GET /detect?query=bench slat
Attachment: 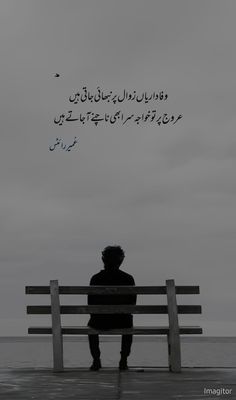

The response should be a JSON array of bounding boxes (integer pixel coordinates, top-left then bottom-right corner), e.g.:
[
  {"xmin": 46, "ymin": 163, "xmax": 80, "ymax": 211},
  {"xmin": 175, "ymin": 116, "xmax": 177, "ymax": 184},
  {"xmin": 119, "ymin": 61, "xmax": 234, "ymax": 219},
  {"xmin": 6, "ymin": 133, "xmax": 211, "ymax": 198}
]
[
  {"xmin": 27, "ymin": 305, "xmax": 201, "ymax": 314},
  {"xmin": 28, "ymin": 326, "xmax": 203, "ymax": 335},
  {"xmin": 25, "ymin": 285, "xmax": 200, "ymax": 295}
]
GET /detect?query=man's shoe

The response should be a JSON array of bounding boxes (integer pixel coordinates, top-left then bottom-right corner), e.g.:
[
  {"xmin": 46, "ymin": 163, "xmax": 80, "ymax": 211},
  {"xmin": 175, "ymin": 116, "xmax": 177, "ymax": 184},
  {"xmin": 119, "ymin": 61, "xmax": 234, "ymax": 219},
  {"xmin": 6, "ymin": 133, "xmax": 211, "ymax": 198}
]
[
  {"xmin": 119, "ymin": 358, "xmax": 128, "ymax": 371},
  {"xmin": 90, "ymin": 358, "xmax": 101, "ymax": 371}
]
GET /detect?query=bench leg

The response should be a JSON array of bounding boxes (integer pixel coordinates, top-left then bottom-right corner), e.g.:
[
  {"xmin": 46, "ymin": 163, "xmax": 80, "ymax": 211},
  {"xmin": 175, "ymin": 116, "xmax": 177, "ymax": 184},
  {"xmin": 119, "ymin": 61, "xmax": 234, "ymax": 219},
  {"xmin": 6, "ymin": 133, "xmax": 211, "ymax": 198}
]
[
  {"xmin": 167, "ymin": 333, "xmax": 181, "ymax": 373},
  {"xmin": 52, "ymin": 332, "xmax": 64, "ymax": 372},
  {"xmin": 166, "ymin": 279, "xmax": 181, "ymax": 373},
  {"xmin": 50, "ymin": 280, "xmax": 64, "ymax": 372}
]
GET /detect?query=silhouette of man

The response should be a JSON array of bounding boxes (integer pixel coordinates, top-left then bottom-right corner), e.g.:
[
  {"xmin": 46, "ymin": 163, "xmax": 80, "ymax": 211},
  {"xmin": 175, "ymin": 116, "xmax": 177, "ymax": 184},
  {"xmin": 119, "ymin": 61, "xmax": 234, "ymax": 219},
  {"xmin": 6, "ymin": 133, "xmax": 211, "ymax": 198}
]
[{"xmin": 88, "ymin": 246, "xmax": 136, "ymax": 370}]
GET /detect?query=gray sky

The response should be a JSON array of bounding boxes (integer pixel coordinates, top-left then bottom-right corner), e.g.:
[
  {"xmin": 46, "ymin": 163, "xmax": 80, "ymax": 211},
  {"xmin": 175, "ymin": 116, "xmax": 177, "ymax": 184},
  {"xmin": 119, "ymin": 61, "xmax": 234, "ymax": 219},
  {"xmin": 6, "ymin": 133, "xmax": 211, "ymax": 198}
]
[{"xmin": 1, "ymin": 0, "xmax": 236, "ymax": 335}]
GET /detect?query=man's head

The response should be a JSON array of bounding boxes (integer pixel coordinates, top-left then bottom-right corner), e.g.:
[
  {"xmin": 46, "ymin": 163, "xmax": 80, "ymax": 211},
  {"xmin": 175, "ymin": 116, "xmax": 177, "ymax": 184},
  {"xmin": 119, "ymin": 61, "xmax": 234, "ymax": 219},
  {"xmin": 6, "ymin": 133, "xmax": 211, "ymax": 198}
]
[{"xmin": 102, "ymin": 245, "xmax": 125, "ymax": 271}]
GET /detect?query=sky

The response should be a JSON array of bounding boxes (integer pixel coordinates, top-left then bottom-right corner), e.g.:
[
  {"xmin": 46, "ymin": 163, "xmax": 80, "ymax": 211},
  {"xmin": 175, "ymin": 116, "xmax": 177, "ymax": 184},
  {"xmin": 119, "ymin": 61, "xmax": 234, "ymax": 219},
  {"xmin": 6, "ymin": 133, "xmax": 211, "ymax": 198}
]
[{"xmin": 0, "ymin": 0, "xmax": 236, "ymax": 336}]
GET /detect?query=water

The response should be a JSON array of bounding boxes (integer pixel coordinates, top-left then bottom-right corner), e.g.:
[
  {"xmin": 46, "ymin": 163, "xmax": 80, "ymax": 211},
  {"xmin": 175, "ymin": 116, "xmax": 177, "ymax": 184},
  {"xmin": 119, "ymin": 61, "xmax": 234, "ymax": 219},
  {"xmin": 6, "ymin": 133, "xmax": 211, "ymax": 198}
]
[{"xmin": 0, "ymin": 337, "xmax": 236, "ymax": 369}]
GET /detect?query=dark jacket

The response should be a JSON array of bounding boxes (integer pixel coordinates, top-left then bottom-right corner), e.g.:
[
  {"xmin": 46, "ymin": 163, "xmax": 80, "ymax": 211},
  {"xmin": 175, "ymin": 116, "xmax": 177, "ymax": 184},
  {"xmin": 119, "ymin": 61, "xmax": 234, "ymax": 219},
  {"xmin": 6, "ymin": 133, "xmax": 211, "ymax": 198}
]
[{"xmin": 87, "ymin": 269, "xmax": 136, "ymax": 329}]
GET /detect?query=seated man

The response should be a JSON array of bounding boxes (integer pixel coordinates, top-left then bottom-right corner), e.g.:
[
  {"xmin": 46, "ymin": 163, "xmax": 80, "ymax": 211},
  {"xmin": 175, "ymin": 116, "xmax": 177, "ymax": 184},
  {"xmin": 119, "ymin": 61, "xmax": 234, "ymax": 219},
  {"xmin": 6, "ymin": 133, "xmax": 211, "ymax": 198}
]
[{"xmin": 88, "ymin": 245, "xmax": 136, "ymax": 371}]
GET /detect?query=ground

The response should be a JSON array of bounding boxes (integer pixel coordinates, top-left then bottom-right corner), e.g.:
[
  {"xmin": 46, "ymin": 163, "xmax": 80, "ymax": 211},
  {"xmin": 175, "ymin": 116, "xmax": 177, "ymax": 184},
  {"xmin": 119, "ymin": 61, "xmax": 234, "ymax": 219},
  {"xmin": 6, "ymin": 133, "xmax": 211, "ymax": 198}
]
[{"xmin": 0, "ymin": 368, "xmax": 235, "ymax": 399}]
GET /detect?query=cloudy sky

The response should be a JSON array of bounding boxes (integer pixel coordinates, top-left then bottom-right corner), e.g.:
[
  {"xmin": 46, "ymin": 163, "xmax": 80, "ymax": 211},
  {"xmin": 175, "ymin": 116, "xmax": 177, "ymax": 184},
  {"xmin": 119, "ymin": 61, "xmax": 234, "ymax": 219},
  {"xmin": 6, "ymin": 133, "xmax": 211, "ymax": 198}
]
[{"xmin": 1, "ymin": 0, "xmax": 236, "ymax": 335}]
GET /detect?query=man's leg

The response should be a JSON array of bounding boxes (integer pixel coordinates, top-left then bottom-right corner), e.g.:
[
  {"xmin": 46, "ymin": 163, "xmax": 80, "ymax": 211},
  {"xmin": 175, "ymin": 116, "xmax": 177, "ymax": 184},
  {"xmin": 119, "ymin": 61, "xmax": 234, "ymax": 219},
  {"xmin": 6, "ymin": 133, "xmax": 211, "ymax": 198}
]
[
  {"xmin": 88, "ymin": 334, "xmax": 102, "ymax": 370},
  {"xmin": 119, "ymin": 334, "xmax": 133, "ymax": 370}
]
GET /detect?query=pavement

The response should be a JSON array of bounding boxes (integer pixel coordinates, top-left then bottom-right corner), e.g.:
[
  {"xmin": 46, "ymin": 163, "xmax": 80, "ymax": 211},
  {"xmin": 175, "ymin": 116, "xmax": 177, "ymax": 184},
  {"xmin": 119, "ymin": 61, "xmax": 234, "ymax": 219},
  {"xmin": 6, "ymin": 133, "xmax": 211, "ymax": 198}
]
[{"xmin": 0, "ymin": 367, "xmax": 236, "ymax": 399}]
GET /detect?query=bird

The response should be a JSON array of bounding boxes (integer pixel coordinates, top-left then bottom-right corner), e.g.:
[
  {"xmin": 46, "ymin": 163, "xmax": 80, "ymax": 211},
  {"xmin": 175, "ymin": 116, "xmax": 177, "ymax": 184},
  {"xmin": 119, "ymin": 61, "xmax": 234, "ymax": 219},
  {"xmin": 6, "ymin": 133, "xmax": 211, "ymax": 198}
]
[{"xmin": 54, "ymin": 73, "xmax": 60, "ymax": 77}]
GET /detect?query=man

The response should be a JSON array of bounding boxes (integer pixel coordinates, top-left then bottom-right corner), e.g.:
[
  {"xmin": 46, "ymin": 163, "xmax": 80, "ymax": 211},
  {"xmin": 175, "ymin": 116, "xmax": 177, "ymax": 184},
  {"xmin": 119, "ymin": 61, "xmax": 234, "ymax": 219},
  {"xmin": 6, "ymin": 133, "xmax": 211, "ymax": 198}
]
[{"xmin": 88, "ymin": 245, "xmax": 136, "ymax": 371}]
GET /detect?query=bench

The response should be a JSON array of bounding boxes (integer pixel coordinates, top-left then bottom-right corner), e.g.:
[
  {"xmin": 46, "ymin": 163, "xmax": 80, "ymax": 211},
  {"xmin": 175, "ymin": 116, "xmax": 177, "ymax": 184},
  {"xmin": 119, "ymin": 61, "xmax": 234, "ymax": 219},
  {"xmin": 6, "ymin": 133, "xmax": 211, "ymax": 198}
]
[{"xmin": 25, "ymin": 279, "xmax": 202, "ymax": 373}]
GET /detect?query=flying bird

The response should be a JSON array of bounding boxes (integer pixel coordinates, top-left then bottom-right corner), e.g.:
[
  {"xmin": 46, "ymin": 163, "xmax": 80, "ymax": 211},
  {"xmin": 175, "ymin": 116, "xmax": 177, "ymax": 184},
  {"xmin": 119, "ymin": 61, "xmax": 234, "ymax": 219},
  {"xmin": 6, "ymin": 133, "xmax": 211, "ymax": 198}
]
[{"xmin": 54, "ymin": 73, "xmax": 60, "ymax": 77}]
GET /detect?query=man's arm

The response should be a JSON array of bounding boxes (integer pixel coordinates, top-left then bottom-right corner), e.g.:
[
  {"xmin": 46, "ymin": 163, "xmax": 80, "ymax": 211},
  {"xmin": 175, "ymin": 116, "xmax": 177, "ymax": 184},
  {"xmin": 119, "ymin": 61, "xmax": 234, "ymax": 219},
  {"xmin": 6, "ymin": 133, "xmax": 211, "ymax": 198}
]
[
  {"xmin": 87, "ymin": 276, "xmax": 98, "ymax": 305},
  {"xmin": 127, "ymin": 276, "xmax": 137, "ymax": 305}
]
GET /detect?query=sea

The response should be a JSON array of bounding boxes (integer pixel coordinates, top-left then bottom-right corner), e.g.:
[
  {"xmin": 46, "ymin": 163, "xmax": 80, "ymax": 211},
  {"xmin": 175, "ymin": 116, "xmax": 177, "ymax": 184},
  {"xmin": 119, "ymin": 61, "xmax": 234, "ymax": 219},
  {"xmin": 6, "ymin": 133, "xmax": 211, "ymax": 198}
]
[{"xmin": 0, "ymin": 336, "xmax": 236, "ymax": 369}]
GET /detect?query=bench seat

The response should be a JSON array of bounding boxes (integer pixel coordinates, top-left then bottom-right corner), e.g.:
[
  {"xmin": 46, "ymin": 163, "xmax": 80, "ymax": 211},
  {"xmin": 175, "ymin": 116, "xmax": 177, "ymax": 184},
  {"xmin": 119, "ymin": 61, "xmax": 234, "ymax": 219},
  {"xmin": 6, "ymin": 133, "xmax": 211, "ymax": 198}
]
[{"xmin": 28, "ymin": 326, "xmax": 202, "ymax": 335}]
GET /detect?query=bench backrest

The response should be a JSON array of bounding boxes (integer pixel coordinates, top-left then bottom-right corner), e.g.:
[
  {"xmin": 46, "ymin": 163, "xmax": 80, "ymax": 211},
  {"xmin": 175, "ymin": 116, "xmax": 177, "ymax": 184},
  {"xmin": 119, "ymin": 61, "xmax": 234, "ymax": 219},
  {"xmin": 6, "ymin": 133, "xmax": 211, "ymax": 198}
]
[{"xmin": 26, "ymin": 279, "xmax": 201, "ymax": 338}]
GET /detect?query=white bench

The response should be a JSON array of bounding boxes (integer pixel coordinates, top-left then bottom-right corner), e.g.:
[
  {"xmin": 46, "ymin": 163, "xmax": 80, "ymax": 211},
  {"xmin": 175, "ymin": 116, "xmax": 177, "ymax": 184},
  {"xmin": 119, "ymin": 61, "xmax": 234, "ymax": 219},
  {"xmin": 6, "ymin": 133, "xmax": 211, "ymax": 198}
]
[{"xmin": 25, "ymin": 279, "xmax": 202, "ymax": 372}]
